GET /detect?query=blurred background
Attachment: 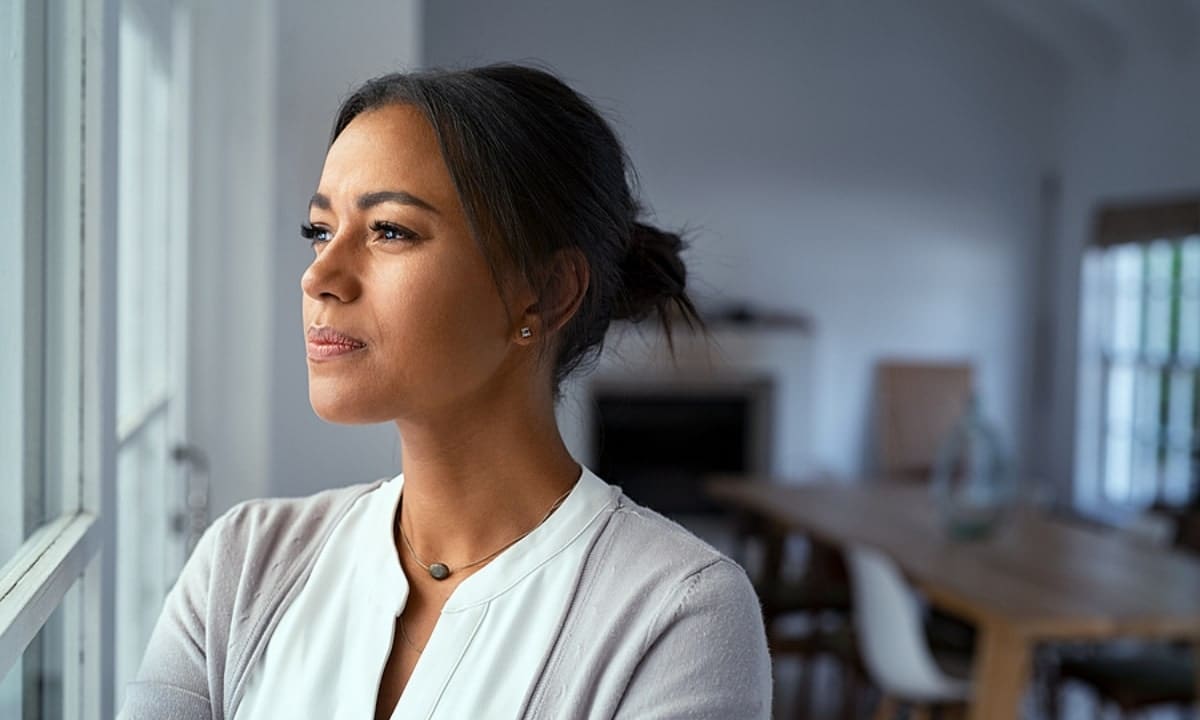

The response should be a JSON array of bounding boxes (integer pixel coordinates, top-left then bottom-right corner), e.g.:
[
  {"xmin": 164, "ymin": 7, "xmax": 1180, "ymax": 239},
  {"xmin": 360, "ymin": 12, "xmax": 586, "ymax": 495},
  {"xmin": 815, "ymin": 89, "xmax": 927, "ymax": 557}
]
[
  {"xmin": 181, "ymin": 0, "xmax": 1198, "ymax": 511},
  {"xmin": 2, "ymin": 0, "xmax": 1198, "ymax": 718}
]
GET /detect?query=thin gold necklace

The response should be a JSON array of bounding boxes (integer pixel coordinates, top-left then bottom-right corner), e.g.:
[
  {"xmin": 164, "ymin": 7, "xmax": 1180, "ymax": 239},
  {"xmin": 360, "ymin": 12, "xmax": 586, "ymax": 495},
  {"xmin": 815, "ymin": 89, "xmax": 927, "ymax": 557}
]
[
  {"xmin": 397, "ymin": 483, "xmax": 575, "ymax": 581},
  {"xmin": 398, "ymin": 616, "xmax": 423, "ymax": 654}
]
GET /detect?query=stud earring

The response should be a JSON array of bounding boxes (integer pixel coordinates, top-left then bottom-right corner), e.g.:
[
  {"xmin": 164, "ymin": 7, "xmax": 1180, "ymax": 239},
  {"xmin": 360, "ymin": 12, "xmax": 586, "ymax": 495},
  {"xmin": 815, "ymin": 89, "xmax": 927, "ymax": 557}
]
[{"xmin": 519, "ymin": 326, "xmax": 533, "ymax": 339}]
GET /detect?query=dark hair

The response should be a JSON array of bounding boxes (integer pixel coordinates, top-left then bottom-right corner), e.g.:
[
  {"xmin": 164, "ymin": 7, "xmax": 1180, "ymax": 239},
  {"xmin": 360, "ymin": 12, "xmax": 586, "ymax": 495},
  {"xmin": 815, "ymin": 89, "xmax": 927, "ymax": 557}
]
[{"xmin": 330, "ymin": 63, "xmax": 703, "ymax": 394}]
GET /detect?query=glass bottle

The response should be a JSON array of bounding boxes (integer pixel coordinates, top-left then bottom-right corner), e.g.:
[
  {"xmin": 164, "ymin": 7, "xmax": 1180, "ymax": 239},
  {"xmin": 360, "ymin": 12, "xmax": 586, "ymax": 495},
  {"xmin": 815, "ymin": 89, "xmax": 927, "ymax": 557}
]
[{"xmin": 931, "ymin": 395, "xmax": 1012, "ymax": 540}]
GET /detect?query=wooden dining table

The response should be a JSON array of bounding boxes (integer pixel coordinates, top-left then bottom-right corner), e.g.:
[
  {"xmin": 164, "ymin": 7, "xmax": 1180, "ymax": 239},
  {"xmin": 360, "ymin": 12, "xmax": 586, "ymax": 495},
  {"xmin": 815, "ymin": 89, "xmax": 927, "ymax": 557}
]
[{"xmin": 707, "ymin": 477, "xmax": 1200, "ymax": 720}]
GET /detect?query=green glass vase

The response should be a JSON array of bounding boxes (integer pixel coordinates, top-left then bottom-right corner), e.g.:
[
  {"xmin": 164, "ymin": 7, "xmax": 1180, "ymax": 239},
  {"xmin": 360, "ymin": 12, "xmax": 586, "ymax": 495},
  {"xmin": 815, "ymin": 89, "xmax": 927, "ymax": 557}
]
[{"xmin": 930, "ymin": 396, "xmax": 1012, "ymax": 541}]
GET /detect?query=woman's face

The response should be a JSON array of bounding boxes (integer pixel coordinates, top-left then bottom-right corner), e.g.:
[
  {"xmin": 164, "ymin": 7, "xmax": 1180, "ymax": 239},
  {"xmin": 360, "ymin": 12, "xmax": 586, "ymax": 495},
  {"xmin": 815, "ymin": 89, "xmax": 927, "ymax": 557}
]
[{"xmin": 301, "ymin": 104, "xmax": 528, "ymax": 424}]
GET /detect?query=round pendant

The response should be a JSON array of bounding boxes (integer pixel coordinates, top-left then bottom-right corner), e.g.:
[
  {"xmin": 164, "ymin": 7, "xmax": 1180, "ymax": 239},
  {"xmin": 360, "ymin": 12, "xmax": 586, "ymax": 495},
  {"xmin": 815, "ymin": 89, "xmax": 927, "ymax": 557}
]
[{"xmin": 429, "ymin": 563, "xmax": 450, "ymax": 580}]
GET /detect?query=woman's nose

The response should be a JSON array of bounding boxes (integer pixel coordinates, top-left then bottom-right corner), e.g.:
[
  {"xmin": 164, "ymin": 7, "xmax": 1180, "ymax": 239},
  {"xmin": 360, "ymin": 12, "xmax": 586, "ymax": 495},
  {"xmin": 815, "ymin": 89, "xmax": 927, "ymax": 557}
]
[{"xmin": 301, "ymin": 235, "xmax": 363, "ymax": 303}]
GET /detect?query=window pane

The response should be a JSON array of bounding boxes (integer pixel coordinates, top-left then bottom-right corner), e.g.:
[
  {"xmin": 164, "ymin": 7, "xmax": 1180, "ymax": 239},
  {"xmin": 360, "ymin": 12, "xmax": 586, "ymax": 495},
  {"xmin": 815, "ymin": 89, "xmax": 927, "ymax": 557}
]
[
  {"xmin": 0, "ymin": 0, "xmax": 78, "ymax": 559},
  {"xmin": 113, "ymin": 0, "xmax": 194, "ymax": 701},
  {"xmin": 1109, "ymin": 244, "xmax": 1143, "ymax": 357},
  {"xmin": 1103, "ymin": 363, "xmax": 1136, "ymax": 501},
  {"xmin": 0, "ymin": 582, "xmax": 77, "ymax": 720},
  {"xmin": 116, "ymin": 412, "xmax": 179, "ymax": 694},
  {"xmin": 0, "ymin": 0, "xmax": 32, "ymax": 564},
  {"xmin": 116, "ymin": 2, "xmax": 172, "ymax": 432},
  {"xmin": 1163, "ymin": 369, "xmax": 1197, "ymax": 504},
  {"xmin": 1130, "ymin": 366, "xmax": 1165, "ymax": 504},
  {"xmin": 1143, "ymin": 241, "xmax": 1173, "ymax": 358},
  {"xmin": 1179, "ymin": 236, "xmax": 1199, "ymax": 360}
]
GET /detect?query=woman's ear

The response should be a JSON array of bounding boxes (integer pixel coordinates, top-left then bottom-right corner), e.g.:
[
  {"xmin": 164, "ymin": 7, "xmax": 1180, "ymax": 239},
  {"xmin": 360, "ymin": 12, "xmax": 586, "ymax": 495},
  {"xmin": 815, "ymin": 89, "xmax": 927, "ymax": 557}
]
[{"xmin": 517, "ymin": 248, "xmax": 590, "ymax": 342}]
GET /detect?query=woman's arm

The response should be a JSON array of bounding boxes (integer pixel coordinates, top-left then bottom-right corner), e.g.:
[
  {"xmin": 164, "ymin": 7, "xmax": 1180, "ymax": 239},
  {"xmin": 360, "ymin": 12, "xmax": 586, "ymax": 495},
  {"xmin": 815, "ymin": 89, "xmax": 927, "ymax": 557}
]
[
  {"xmin": 116, "ymin": 482, "xmax": 378, "ymax": 720},
  {"xmin": 118, "ymin": 511, "xmax": 229, "ymax": 720},
  {"xmin": 614, "ymin": 559, "xmax": 772, "ymax": 719}
]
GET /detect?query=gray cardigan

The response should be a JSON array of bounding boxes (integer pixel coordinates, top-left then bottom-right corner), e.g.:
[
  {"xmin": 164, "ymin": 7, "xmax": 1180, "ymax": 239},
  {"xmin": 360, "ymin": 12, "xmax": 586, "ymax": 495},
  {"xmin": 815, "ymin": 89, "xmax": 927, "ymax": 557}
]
[{"xmin": 119, "ymin": 479, "xmax": 772, "ymax": 719}]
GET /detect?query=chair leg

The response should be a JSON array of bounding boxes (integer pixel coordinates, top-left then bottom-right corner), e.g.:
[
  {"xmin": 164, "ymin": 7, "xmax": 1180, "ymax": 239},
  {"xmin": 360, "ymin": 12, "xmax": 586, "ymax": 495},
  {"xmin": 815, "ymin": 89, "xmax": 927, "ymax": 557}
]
[
  {"xmin": 1036, "ymin": 645, "xmax": 1068, "ymax": 720},
  {"xmin": 838, "ymin": 661, "xmax": 859, "ymax": 720},
  {"xmin": 795, "ymin": 656, "xmax": 816, "ymax": 717},
  {"xmin": 1043, "ymin": 675, "xmax": 1063, "ymax": 720},
  {"xmin": 939, "ymin": 705, "xmax": 967, "ymax": 720},
  {"xmin": 871, "ymin": 695, "xmax": 898, "ymax": 720}
]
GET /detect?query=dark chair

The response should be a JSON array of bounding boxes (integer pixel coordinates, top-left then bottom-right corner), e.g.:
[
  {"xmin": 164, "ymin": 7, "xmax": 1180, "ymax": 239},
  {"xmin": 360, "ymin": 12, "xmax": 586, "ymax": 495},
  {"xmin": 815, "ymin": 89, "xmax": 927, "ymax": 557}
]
[
  {"xmin": 1044, "ymin": 504, "xmax": 1199, "ymax": 719},
  {"xmin": 1046, "ymin": 644, "xmax": 1196, "ymax": 719},
  {"xmin": 731, "ymin": 509, "xmax": 865, "ymax": 719}
]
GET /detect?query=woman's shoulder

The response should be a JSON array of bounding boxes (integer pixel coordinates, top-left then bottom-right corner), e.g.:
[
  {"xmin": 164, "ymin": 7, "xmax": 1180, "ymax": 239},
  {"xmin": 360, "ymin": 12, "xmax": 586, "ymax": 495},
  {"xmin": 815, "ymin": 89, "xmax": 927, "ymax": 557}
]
[
  {"xmin": 194, "ymin": 478, "xmax": 388, "ymax": 599},
  {"xmin": 577, "ymin": 488, "xmax": 761, "ymax": 623},
  {"xmin": 595, "ymin": 490, "xmax": 743, "ymax": 579}
]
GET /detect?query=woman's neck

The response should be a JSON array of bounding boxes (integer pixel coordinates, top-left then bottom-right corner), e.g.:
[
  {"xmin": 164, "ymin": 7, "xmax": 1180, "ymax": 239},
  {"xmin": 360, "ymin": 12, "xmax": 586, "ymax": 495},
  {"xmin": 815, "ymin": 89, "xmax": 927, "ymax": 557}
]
[{"xmin": 393, "ymin": 394, "xmax": 581, "ymax": 571}]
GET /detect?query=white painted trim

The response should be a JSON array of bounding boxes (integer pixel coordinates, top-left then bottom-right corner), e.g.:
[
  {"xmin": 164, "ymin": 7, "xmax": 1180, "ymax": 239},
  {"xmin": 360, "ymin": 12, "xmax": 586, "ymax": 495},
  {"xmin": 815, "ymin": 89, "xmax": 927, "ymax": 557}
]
[
  {"xmin": 78, "ymin": 0, "xmax": 120, "ymax": 716},
  {"xmin": 44, "ymin": 0, "xmax": 86, "ymax": 517},
  {"xmin": 115, "ymin": 394, "xmax": 170, "ymax": 445},
  {"xmin": 0, "ymin": 0, "xmax": 47, "ymax": 566},
  {"xmin": 0, "ymin": 0, "xmax": 27, "ymax": 569},
  {"xmin": 0, "ymin": 514, "xmax": 99, "ymax": 678}
]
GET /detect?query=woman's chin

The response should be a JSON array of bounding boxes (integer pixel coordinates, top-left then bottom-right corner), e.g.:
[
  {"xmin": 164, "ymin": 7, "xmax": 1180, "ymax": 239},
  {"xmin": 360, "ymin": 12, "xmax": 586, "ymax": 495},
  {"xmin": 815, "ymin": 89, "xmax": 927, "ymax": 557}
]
[{"xmin": 308, "ymin": 389, "xmax": 392, "ymax": 425}]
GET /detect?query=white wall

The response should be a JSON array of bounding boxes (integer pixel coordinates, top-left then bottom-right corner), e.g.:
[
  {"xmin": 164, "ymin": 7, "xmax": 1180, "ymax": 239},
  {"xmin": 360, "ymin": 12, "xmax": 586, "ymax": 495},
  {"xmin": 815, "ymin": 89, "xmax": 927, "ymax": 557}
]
[
  {"xmin": 189, "ymin": 0, "xmax": 422, "ymax": 509},
  {"xmin": 267, "ymin": 0, "xmax": 423, "ymax": 498},
  {"xmin": 1050, "ymin": 49, "xmax": 1200, "ymax": 502},
  {"xmin": 187, "ymin": 0, "xmax": 277, "ymax": 515},
  {"xmin": 424, "ymin": 0, "xmax": 1063, "ymax": 477}
]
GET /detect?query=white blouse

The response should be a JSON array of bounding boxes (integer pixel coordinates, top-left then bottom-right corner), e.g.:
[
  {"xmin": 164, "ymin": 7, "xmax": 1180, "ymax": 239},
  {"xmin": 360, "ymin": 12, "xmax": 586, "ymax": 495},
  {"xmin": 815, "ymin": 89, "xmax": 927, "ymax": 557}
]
[{"xmin": 234, "ymin": 466, "xmax": 618, "ymax": 720}]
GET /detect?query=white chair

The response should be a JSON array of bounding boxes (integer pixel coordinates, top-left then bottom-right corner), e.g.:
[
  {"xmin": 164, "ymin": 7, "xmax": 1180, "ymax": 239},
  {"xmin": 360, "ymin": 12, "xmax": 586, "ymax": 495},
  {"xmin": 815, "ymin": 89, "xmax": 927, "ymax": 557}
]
[{"xmin": 845, "ymin": 544, "xmax": 971, "ymax": 719}]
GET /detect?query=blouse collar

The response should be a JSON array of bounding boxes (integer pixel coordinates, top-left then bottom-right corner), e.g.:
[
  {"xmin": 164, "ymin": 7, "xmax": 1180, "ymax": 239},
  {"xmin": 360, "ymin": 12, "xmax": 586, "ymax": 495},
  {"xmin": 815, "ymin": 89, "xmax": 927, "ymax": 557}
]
[{"xmin": 366, "ymin": 465, "xmax": 618, "ymax": 616}]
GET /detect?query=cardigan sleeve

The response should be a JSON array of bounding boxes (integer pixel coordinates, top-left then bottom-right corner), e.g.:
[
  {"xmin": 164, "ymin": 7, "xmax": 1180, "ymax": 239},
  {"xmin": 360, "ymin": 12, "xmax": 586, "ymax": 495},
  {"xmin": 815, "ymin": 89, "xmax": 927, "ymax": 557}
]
[
  {"xmin": 116, "ymin": 482, "xmax": 382, "ymax": 720},
  {"xmin": 118, "ymin": 506, "xmax": 235, "ymax": 720},
  {"xmin": 613, "ymin": 559, "xmax": 772, "ymax": 719}
]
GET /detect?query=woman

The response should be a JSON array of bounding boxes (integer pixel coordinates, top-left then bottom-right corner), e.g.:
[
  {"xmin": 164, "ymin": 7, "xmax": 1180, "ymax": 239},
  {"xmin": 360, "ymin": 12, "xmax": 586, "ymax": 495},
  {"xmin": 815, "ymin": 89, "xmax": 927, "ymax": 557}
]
[{"xmin": 121, "ymin": 64, "xmax": 771, "ymax": 719}]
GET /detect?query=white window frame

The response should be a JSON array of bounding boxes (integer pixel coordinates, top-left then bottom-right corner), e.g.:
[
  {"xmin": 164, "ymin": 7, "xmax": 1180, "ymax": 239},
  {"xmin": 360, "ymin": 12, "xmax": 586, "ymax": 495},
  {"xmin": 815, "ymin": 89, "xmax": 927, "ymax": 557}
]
[{"xmin": 0, "ymin": 0, "xmax": 119, "ymax": 717}]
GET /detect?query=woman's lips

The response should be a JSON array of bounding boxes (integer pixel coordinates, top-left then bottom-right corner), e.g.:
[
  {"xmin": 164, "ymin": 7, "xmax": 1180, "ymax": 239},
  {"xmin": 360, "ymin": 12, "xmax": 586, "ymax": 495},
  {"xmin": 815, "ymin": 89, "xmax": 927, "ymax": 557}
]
[{"xmin": 306, "ymin": 326, "xmax": 367, "ymax": 360}]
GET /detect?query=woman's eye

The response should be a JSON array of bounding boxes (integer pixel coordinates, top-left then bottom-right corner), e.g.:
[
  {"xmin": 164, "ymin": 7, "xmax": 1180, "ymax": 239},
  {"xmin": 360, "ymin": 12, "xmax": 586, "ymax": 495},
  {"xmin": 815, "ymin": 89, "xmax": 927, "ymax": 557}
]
[
  {"xmin": 371, "ymin": 221, "xmax": 420, "ymax": 243},
  {"xmin": 300, "ymin": 223, "xmax": 332, "ymax": 246}
]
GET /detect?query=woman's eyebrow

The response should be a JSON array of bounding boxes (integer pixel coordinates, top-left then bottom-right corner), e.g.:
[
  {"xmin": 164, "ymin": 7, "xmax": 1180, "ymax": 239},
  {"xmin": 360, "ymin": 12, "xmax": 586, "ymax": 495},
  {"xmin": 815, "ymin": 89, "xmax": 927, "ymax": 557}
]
[{"xmin": 308, "ymin": 191, "xmax": 440, "ymax": 215}]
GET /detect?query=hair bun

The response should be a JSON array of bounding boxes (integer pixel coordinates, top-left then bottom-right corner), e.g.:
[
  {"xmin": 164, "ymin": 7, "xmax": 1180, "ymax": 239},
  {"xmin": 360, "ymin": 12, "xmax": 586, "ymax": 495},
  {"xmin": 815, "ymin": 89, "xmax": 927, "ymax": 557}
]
[{"xmin": 614, "ymin": 222, "xmax": 690, "ymax": 323}]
